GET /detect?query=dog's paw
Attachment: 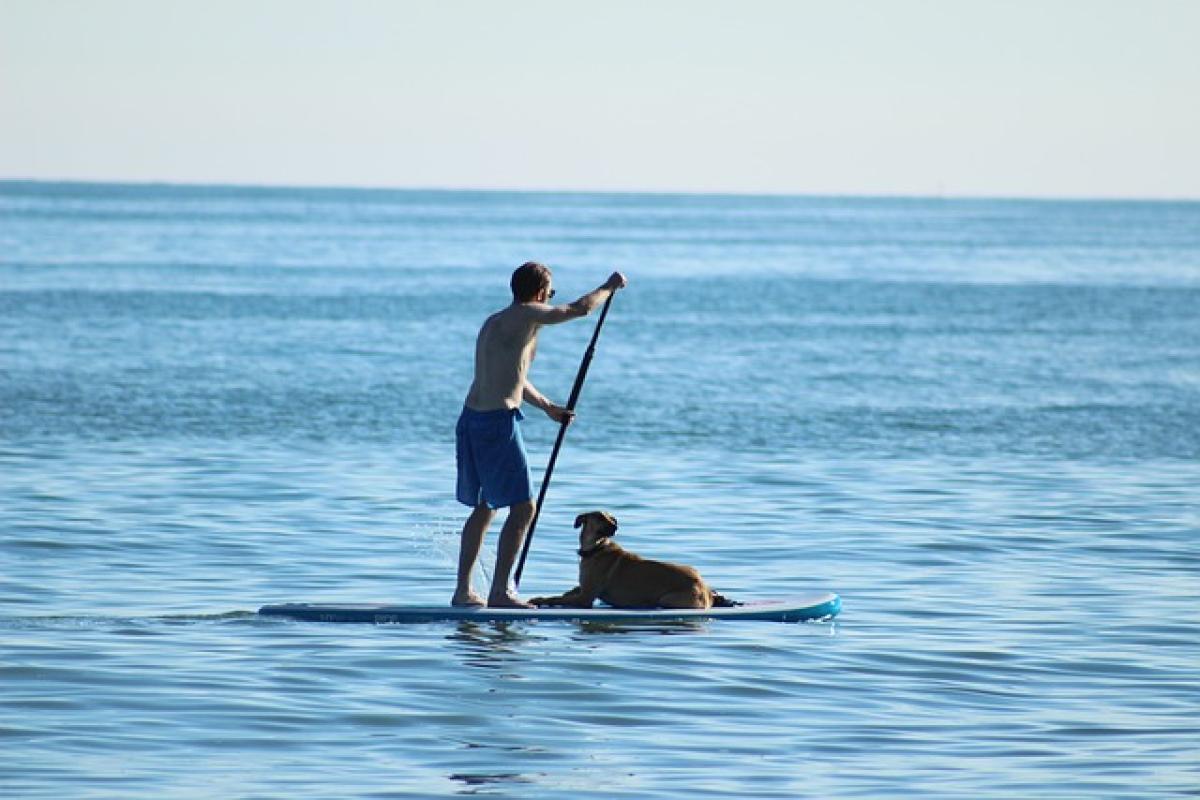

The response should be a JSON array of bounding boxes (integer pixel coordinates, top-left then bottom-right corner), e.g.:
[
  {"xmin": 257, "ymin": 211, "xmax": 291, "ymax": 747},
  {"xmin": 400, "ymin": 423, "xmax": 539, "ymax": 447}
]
[{"xmin": 527, "ymin": 596, "xmax": 550, "ymax": 607}]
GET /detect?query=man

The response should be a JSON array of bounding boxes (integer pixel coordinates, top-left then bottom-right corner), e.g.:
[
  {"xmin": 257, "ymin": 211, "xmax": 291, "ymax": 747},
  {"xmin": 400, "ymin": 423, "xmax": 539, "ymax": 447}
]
[{"xmin": 453, "ymin": 262, "xmax": 627, "ymax": 608}]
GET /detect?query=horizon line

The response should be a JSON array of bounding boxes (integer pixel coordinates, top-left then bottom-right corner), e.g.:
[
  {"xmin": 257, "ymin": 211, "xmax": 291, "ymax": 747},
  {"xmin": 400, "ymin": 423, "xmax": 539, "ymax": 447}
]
[{"xmin": 2, "ymin": 175, "xmax": 1197, "ymax": 205}]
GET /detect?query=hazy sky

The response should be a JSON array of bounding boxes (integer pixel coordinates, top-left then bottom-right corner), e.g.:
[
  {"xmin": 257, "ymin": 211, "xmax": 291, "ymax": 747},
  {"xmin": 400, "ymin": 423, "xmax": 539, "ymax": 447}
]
[{"xmin": 2, "ymin": 0, "xmax": 1197, "ymax": 198}]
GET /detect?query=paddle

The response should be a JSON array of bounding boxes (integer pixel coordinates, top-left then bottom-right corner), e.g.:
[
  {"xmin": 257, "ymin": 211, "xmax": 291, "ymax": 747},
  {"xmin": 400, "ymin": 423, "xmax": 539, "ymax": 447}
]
[{"xmin": 513, "ymin": 291, "xmax": 616, "ymax": 588}]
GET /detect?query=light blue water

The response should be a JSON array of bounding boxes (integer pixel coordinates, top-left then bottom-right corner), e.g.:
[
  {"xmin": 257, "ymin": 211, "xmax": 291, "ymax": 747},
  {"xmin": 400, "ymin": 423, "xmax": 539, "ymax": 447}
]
[{"xmin": 2, "ymin": 182, "xmax": 1198, "ymax": 798}]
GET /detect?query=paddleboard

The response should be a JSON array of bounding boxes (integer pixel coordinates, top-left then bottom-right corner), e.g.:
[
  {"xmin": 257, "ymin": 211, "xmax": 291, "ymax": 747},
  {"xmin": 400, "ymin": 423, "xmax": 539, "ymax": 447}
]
[{"xmin": 258, "ymin": 591, "xmax": 840, "ymax": 624}]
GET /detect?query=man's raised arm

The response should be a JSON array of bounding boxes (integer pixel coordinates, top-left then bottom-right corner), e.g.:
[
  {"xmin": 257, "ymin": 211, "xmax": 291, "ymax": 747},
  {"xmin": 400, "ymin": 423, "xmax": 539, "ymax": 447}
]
[{"xmin": 533, "ymin": 272, "xmax": 627, "ymax": 325}]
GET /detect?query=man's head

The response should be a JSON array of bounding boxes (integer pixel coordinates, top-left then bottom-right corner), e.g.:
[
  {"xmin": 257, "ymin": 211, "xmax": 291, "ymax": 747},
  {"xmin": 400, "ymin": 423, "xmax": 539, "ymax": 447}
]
[{"xmin": 511, "ymin": 261, "xmax": 554, "ymax": 303}]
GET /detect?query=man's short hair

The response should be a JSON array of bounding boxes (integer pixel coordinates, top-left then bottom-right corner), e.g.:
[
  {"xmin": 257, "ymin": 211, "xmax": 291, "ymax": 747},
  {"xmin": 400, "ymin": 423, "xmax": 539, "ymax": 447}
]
[{"xmin": 511, "ymin": 261, "xmax": 552, "ymax": 302}]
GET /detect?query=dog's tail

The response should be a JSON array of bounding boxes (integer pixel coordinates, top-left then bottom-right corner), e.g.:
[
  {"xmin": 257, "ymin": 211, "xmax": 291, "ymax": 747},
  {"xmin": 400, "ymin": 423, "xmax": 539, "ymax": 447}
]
[{"xmin": 710, "ymin": 592, "xmax": 741, "ymax": 608}]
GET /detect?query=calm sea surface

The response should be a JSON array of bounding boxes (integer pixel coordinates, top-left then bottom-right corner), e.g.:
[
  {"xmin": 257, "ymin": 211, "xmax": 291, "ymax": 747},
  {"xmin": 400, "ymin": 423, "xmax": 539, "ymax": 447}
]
[{"xmin": 2, "ymin": 181, "xmax": 1198, "ymax": 798}]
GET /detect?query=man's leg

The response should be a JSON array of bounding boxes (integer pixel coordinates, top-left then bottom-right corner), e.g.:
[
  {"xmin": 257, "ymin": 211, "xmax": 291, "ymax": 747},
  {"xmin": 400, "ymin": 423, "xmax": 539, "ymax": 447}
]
[
  {"xmin": 452, "ymin": 501, "xmax": 496, "ymax": 607},
  {"xmin": 488, "ymin": 499, "xmax": 536, "ymax": 608}
]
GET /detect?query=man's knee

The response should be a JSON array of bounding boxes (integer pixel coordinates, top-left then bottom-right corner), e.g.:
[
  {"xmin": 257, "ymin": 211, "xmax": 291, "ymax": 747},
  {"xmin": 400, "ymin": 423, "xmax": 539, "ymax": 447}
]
[{"xmin": 509, "ymin": 499, "xmax": 536, "ymax": 522}]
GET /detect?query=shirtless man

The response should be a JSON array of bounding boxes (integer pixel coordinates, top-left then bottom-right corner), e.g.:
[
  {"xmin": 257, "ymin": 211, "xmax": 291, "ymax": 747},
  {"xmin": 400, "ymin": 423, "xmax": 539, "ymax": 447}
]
[{"xmin": 453, "ymin": 262, "xmax": 627, "ymax": 608}]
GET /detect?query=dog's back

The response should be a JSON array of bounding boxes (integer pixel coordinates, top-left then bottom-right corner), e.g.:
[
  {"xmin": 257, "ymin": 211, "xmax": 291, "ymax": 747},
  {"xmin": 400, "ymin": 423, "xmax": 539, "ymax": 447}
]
[{"xmin": 589, "ymin": 542, "xmax": 717, "ymax": 609}]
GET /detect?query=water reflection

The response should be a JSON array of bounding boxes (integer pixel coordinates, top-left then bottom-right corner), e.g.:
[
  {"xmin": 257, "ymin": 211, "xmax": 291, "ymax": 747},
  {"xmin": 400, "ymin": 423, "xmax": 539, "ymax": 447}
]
[
  {"xmin": 449, "ymin": 771, "xmax": 536, "ymax": 795},
  {"xmin": 446, "ymin": 617, "xmax": 711, "ymax": 669},
  {"xmin": 446, "ymin": 621, "xmax": 542, "ymax": 670},
  {"xmin": 573, "ymin": 619, "xmax": 711, "ymax": 636}
]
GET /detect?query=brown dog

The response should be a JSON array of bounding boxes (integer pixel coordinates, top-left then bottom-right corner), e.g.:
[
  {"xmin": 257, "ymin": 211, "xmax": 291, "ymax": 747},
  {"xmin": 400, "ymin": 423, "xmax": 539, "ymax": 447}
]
[{"xmin": 529, "ymin": 511, "xmax": 735, "ymax": 609}]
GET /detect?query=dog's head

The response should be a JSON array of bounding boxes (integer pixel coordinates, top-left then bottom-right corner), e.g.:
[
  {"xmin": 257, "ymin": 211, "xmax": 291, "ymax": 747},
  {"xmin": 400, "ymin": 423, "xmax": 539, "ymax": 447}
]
[{"xmin": 574, "ymin": 510, "xmax": 618, "ymax": 549}]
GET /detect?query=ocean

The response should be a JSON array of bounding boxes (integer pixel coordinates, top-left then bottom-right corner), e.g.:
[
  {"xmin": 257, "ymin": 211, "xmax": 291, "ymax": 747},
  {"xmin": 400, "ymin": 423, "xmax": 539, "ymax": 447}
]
[{"xmin": 2, "ymin": 181, "xmax": 1198, "ymax": 798}]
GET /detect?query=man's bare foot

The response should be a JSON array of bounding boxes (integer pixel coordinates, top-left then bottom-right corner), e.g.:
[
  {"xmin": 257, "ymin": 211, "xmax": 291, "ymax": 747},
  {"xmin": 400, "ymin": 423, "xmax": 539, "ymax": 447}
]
[
  {"xmin": 451, "ymin": 590, "xmax": 486, "ymax": 608},
  {"xmin": 487, "ymin": 591, "xmax": 533, "ymax": 609}
]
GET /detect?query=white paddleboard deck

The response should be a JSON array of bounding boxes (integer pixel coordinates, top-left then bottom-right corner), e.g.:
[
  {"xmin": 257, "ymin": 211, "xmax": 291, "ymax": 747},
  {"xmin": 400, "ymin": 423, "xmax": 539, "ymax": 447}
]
[{"xmin": 259, "ymin": 592, "xmax": 840, "ymax": 624}]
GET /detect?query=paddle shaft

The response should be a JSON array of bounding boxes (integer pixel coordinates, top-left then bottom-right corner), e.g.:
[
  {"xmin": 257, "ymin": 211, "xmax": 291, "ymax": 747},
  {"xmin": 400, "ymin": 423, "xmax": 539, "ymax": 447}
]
[{"xmin": 513, "ymin": 291, "xmax": 615, "ymax": 588}]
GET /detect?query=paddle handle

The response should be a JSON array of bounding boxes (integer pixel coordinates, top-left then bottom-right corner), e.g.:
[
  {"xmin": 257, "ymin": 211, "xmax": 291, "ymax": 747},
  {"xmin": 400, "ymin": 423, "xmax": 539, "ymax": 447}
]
[{"xmin": 513, "ymin": 291, "xmax": 615, "ymax": 588}]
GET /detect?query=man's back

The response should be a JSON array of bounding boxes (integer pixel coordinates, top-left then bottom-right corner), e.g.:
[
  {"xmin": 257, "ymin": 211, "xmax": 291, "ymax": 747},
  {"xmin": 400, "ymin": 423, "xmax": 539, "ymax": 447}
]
[{"xmin": 464, "ymin": 303, "xmax": 543, "ymax": 412}]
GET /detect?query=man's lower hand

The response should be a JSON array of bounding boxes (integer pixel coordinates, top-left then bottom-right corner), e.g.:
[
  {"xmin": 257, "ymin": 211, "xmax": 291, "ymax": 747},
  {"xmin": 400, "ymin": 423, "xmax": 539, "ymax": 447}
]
[{"xmin": 547, "ymin": 404, "xmax": 575, "ymax": 425}]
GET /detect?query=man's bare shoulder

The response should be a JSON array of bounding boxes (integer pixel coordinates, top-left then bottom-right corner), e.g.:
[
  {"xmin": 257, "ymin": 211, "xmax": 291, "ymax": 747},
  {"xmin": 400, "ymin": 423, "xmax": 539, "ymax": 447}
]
[
  {"xmin": 519, "ymin": 301, "xmax": 586, "ymax": 326},
  {"xmin": 477, "ymin": 304, "xmax": 538, "ymax": 344},
  {"xmin": 481, "ymin": 303, "xmax": 581, "ymax": 343},
  {"xmin": 488, "ymin": 304, "xmax": 537, "ymax": 327},
  {"xmin": 496, "ymin": 302, "xmax": 564, "ymax": 326}
]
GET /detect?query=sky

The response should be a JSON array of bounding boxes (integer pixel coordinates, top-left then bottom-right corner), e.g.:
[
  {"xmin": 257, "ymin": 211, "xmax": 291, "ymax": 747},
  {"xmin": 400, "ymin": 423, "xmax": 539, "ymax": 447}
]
[{"xmin": 2, "ymin": 0, "xmax": 1198, "ymax": 199}]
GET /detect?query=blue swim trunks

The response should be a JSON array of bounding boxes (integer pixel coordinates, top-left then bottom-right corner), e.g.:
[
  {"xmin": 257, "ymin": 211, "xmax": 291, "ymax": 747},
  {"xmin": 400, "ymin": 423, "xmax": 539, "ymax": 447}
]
[{"xmin": 455, "ymin": 406, "xmax": 535, "ymax": 509}]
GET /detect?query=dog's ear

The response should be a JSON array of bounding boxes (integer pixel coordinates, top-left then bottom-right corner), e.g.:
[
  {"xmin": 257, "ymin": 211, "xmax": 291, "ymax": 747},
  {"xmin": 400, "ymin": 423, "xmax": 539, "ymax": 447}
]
[{"xmin": 574, "ymin": 513, "xmax": 588, "ymax": 529}]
